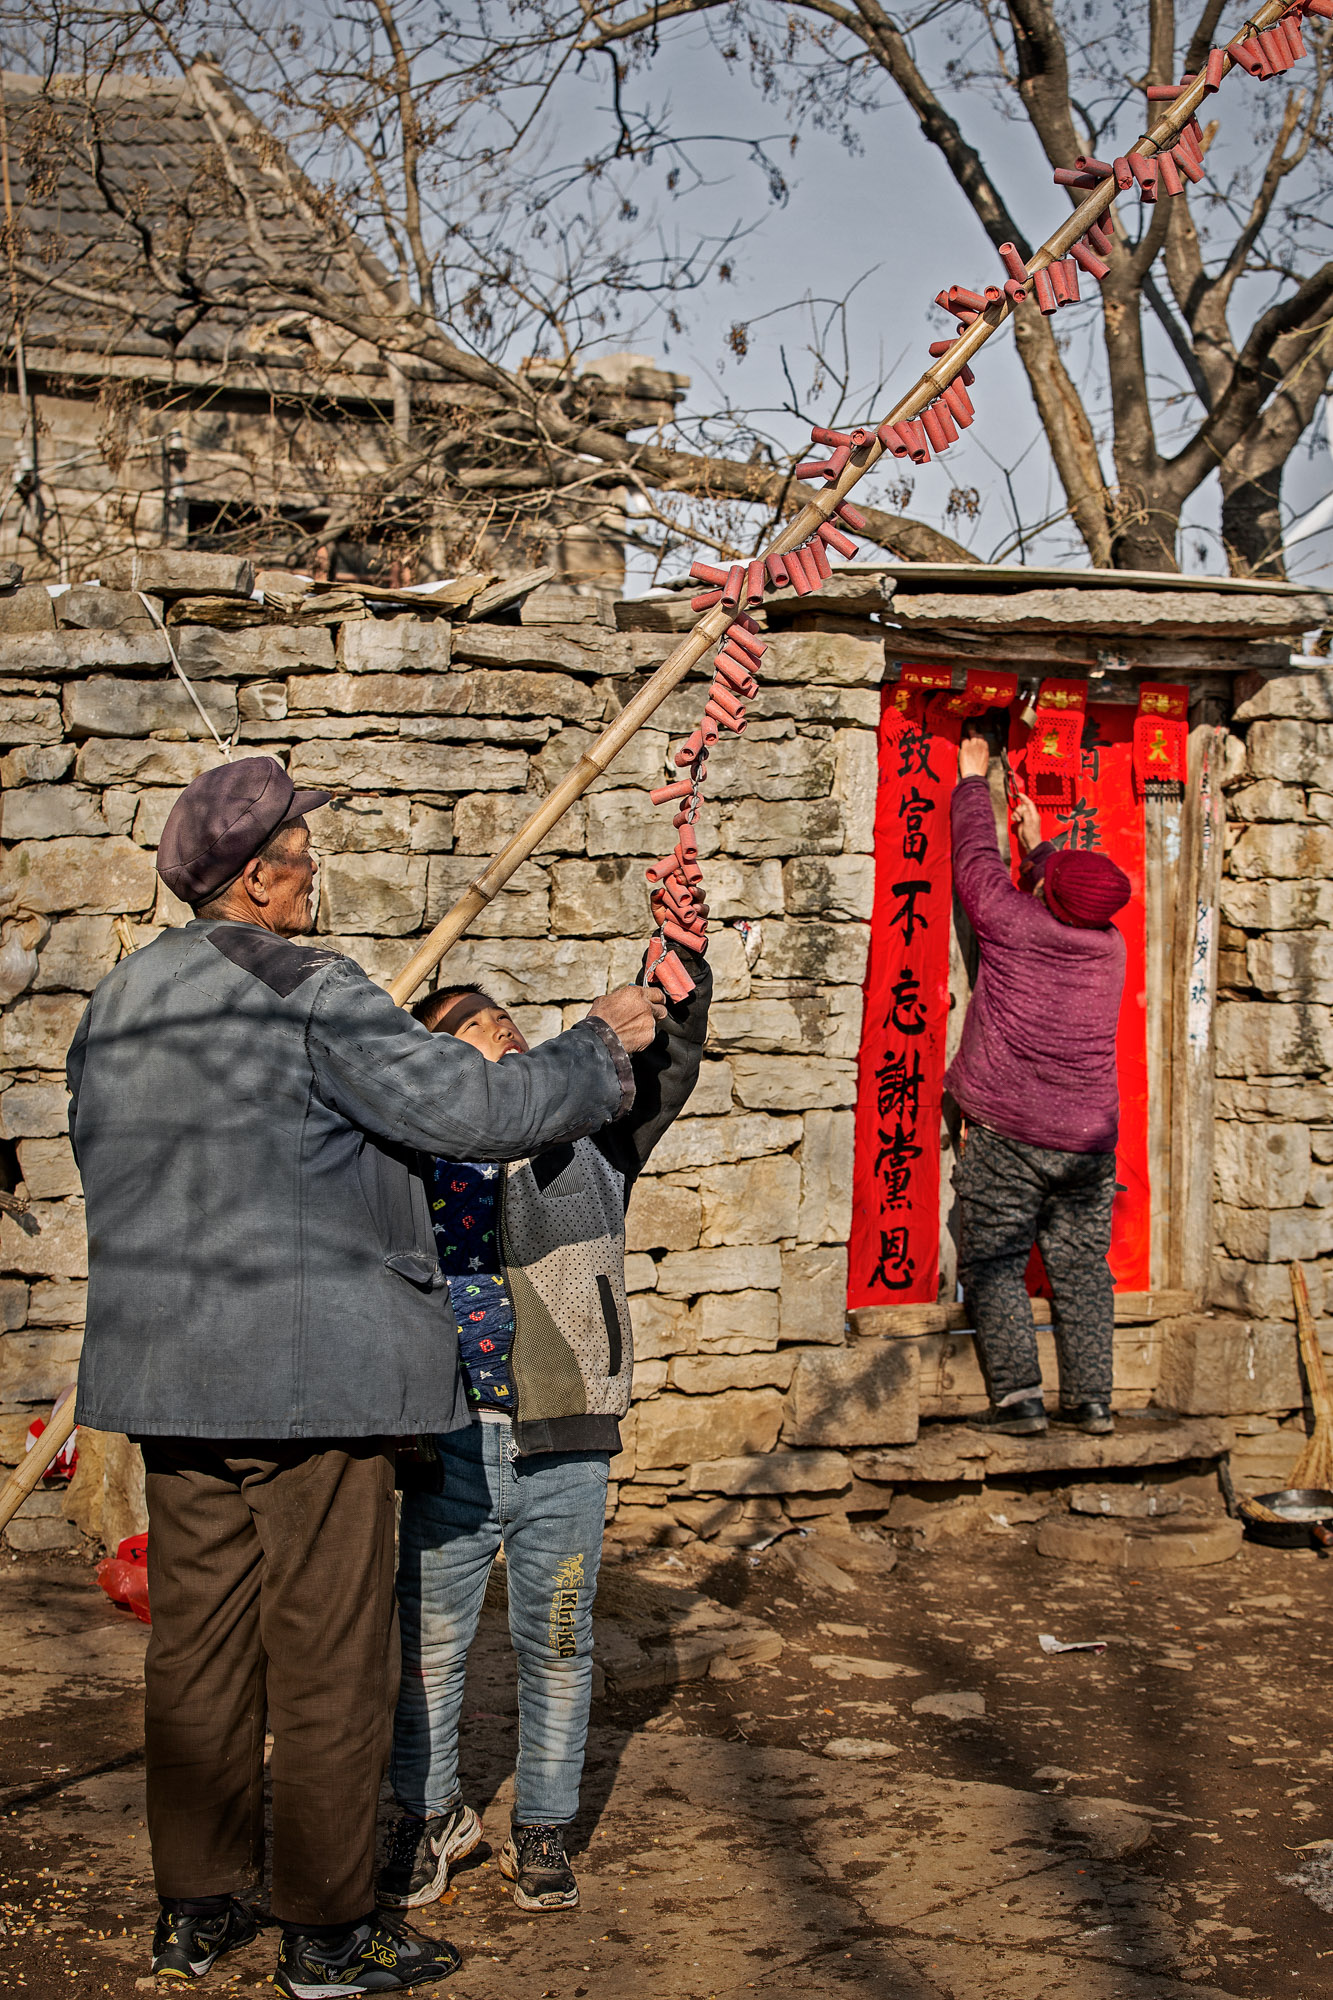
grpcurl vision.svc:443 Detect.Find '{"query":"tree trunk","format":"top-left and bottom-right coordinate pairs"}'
top-left (1220, 464), bottom-right (1286, 579)
top-left (1107, 498), bottom-right (1182, 573)
top-left (1216, 342), bottom-right (1331, 577)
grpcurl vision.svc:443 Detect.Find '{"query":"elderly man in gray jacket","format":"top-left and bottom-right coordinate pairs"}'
top-left (67, 756), bottom-right (663, 1999)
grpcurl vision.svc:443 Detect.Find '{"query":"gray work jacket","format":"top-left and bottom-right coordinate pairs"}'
top-left (66, 920), bottom-right (631, 1439)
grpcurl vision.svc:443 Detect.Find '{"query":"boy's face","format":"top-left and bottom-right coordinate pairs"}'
top-left (436, 992), bottom-right (530, 1063)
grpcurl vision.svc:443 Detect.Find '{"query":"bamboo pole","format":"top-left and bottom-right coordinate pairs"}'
top-left (0, 1391), bottom-right (77, 1536)
top-left (387, 7), bottom-right (1288, 1008)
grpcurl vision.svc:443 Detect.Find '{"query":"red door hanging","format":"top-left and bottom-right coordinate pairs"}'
top-left (848, 692), bottom-right (958, 1307)
top-left (849, 688), bottom-right (1152, 1309)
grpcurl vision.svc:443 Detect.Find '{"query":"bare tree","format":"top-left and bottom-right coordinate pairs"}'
top-left (570, 0), bottom-right (1333, 575)
top-left (0, 1), bottom-right (969, 580)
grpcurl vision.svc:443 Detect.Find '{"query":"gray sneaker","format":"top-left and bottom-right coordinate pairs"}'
top-left (498, 1824), bottom-right (579, 1911)
top-left (377, 1804), bottom-right (482, 1909)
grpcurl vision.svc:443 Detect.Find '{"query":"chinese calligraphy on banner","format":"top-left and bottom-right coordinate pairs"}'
top-left (849, 686), bottom-right (1152, 1310)
top-left (848, 693), bottom-right (958, 1307)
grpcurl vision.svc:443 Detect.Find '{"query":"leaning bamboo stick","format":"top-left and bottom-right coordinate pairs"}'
top-left (386, 2), bottom-right (1290, 1007)
top-left (0, 1391), bottom-right (77, 1537)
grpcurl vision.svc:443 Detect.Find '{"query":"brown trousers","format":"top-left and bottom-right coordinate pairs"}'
top-left (140, 1438), bottom-right (398, 1926)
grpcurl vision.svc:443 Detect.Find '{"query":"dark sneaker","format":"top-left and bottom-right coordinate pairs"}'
top-left (275, 1918), bottom-right (461, 1997)
top-left (151, 1899), bottom-right (260, 1980)
top-left (498, 1824), bottom-right (579, 1911)
top-left (377, 1803), bottom-right (482, 1909)
top-left (1053, 1400), bottom-right (1114, 1435)
top-left (966, 1397), bottom-right (1048, 1437)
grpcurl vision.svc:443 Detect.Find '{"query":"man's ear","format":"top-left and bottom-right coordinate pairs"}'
top-left (240, 854), bottom-right (270, 905)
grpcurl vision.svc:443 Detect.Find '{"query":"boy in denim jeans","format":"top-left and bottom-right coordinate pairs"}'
top-left (379, 956), bottom-right (710, 1914)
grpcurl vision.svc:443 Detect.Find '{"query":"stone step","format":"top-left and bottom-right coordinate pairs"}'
top-left (853, 1412), bottom-right (1229, 1485)
top-left (851, 1289), bottom-right (1199, 1338)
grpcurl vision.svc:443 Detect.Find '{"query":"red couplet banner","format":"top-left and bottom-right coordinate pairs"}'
top-left (848, 692), bottom-right (1151, 1310)
top-left (848, 696), bottom-right (958, 1307)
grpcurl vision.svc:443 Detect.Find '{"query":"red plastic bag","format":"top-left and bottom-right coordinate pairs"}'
top-left (96, 1532), bottom-right (151, 1624)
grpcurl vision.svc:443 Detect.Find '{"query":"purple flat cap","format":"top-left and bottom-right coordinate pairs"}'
top-left (157, 757), bottom-right (331, 906)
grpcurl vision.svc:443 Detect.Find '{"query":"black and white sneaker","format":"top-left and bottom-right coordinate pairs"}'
top-left (275, 1918), bottom-right (461, 1997)
top-left (151, 1899), bottom-right (260, 1980)
top-left (377, 1803), bottom-right (482, 1909)
top-left (498, 1824), bottom-right (579, 1911)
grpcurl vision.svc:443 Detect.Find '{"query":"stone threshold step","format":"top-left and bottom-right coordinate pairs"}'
top-left (851, 1289), bottom-right (1199, 1338)
top-left (853, 1413), bottom-right (1228, 1485)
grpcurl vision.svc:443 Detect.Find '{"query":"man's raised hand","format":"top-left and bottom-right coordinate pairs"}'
top-left (957, 734), bottom-right (990, 779)
top-left (588, 984), bottom-right (668, 1054)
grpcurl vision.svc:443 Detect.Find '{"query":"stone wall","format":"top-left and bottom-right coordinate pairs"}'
top-left (1205, 663), bottom-right (1333, 1488)
top-left (0, 566), bottom-right (888, 1549)
top-left (3, 566), bottom-right (1330, 1551)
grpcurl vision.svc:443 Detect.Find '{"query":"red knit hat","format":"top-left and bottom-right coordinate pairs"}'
top-left (1042, 848), bottom-right (1131, 929)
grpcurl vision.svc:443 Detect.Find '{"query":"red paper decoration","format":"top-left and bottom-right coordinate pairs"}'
top-left (1133, 682), bottom-right (1189, 795)
top-left (1030, 772), bottom-right (1075, 809)
top-left (888, 662), bottom-right (952, 724)
top-left (1036, 678), bottom-right (1088, 713)
top-left (1137, 681), bottom-right (1189, 721)
top-left (964, 669), bottom-right (1019, 709)
top-left (1028, 709), bottom-right (1083, 774)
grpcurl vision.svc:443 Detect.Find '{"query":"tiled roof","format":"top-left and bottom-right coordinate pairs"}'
top-left (4, 64), bottom-right (393, 370)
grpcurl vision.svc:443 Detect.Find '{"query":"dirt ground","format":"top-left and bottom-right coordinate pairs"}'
top-left (3, 1525), bottom-right (1333, 2000)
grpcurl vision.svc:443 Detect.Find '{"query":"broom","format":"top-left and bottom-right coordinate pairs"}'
top-left (1288, 1262), bottom-right (1333, 1494)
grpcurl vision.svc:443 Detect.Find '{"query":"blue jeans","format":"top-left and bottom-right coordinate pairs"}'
top-left (391, 1419), bottom-right (609, 1828)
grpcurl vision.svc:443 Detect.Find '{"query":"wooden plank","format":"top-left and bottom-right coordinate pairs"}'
top-left (880, 630), bottom-right (1291, 673)
top-left (890, 587), bottom-right (1327, 636)
top-left (355, 573), bottom-right (492, 608)
top-left (467, 566), bottom-right (555, 621)
top-left (1142, 793), bottom-right (1182, 1292)
top-left (870, 561), bottom-right (1327, 599)
top-left (1168, 724), bottom-right (1226, 1293)
top-left (849, 1289), bottom-right (1198, 1339)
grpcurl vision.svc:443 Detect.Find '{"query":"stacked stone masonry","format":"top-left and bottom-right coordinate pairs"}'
top-left (1207, 664), bottom-right (1333, 1489)
top-left (0, 572), bottom-right (884, 1550)
top-left (1, 567), bottom-right (1330, 1548)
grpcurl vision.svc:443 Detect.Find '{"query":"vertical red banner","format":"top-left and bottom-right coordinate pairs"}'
top-left (848, 695), bottom-right (957, 1307)
top-left (1010, 701), bottom-right (1151, 1291)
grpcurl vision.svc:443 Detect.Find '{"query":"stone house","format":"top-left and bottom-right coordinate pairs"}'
top-left (0, 552), bottom-right (1330, 1553)
top-left (0, 66), bottom-right (685, 587)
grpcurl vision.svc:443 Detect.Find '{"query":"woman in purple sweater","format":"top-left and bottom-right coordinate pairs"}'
top-left (946, 734), bottom-right (1131, 1438)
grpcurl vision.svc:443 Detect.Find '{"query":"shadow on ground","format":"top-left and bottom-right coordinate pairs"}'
top-left (1, 1527), bottom-right (1331, 1998)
